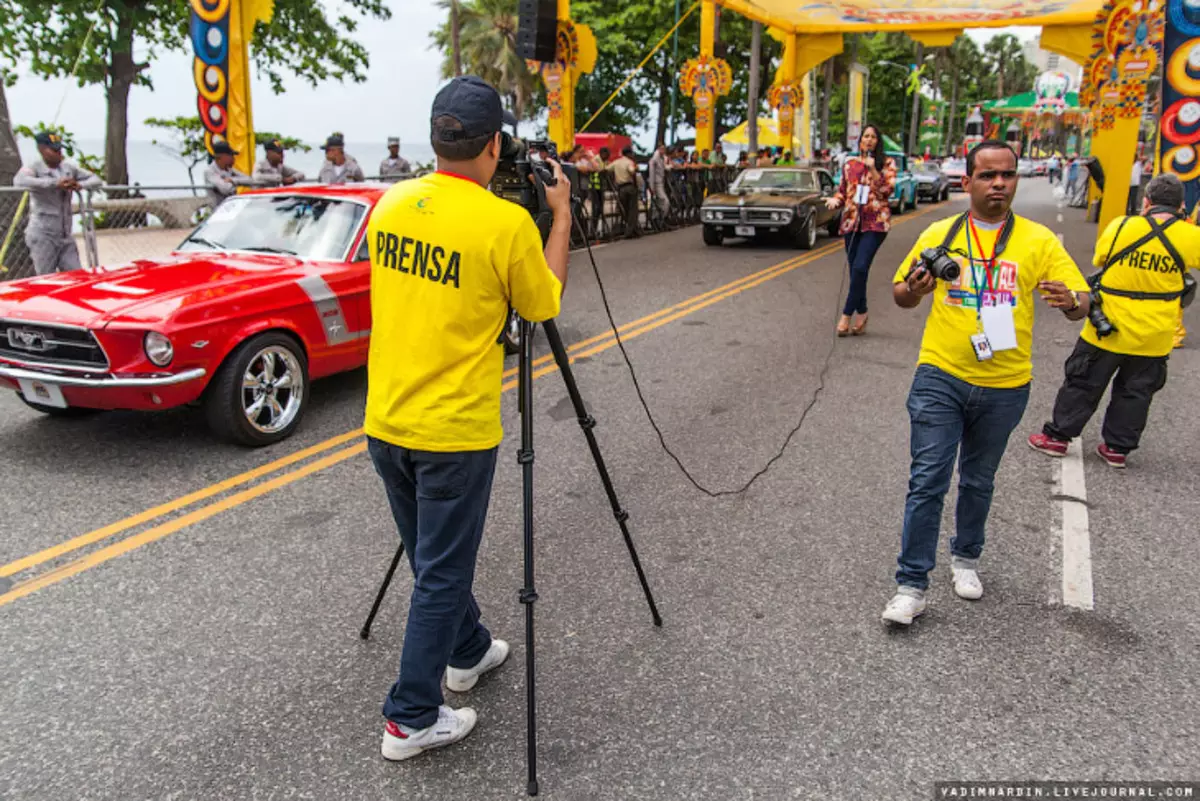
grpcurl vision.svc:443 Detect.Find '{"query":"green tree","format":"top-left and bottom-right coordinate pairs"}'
top-left (13, 122), bottom-right (105, 175)
top-left (146, 116), bottom-right (310, 191)
top-left (0, 0), bottom-right (390, 188)
top-left (984, 33), bottom-right (1025, 99)
top-left (430, 0), bottom-right (539, 130)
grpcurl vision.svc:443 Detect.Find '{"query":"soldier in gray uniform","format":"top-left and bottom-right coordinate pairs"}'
top-left (253, 139), bottom-right (306, 186)
top-left (12, 132), bottom-right (103, 275)
top-left (204, 140), bottom-right (251, 210)
top-left (318, 133), bottom-right (365, 184)
top-left (379, 136), bottom-right (411, 179)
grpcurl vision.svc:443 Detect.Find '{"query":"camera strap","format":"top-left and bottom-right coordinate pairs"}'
top-left (940, 211), bottom-right (1016, 259)
top-left (1098, 214), bottom-right (1193, 302)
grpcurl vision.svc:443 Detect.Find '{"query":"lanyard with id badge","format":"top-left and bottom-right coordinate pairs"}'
top-left (965, 215), bottom-right (1018, 362)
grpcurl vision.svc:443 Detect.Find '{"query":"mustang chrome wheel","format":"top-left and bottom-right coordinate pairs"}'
top-left (241, 346), bottom-right (304, 434)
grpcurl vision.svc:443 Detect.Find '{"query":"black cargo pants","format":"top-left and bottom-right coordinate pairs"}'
top-left (1042, 339), bottom-right (1168, 454)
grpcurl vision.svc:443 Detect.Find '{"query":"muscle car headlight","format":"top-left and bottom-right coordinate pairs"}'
top-left (703, 210), bottom-right (714, 221)
top-left (770, 211), bottom-right (781, 222)
top-left (144, 331), bottom-right (174, 367)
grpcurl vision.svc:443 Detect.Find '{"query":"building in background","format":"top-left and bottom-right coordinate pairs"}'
top-left (1024, 34), bottom-right (1084, 87)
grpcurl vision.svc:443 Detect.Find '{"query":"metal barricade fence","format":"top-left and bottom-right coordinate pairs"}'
top-left (0, 167), bottom-right (742, 280)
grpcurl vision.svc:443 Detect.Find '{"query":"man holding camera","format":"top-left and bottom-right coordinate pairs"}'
top-left (883, 141), bottom-right (1090, 626)
top-left (365, 75), bottom-right (571, 760)
top-left (1029, 174), bottom-right (1200, 469)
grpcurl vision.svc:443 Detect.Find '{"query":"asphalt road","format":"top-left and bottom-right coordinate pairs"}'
top-left (2, 181), bottom-right (1197, 800)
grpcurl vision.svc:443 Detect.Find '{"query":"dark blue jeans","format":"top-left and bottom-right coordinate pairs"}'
top-left (368, 438), bottom-right (498, 729)
top-left (843, 230), bottom-right (888, 316)
top-left (896, 365), bottom-right (1030, 590)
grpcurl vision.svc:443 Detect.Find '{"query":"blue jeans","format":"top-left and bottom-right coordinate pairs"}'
top-left (843, 230), bottom-right (887, 316)
top-left (368, 438), bottom-right (498, 729)
top-left (896, 365), bottom-right (1030, 590)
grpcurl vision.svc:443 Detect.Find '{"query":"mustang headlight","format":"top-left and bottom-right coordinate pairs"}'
top-left (144, 331), bottom-right (174, 367)
top-left (770, 211), bottom-right (781, 222)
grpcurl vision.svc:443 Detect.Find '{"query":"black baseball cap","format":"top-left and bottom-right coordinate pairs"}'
top-left (212, 140), bottom-right (237, 156)
top-left (35, 132), bottom-right (64, 151)
top-left (264, 139), bottom-right (284, 153)
top-left (324, 133), bottom-right (345, 150)
top-left (431, 76), bottom-right (510, 141)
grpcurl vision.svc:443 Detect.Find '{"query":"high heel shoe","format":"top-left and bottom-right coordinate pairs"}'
top-left (851, 313), bottom-right (869, 336)
top-left (836, 315), bottom-right (852, 337)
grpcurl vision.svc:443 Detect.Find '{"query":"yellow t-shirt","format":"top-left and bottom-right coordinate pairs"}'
top-left (893, 214), bottom-right (1090, 389)
top-left (365, 171), bottom-right (562, 452)
top-left (1083, 214), bottom-right (1200, 357)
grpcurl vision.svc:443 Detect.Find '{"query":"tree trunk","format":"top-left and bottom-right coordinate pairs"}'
top-left (655, 53), bottom-right (670, 148)
top-left (908, 44), bottom-right (923, 156)
top-left (947, 67), bottom-right (959, 152)
top-left (997, 63), bottom-right (1006, 99)
top-left (819, 59), bottom-right (833, 150)
top-left (105, 5), bottom-right (139, 188)
top-left (451, 0), bottom-right (462, 77)
top-left (747, 22), bottom-right (762, 155)
top-left (0, 82), bottom-right (31, 276)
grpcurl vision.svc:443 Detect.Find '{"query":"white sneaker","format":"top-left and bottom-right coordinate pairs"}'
top-left (381, 705), bottom-right (477, 762)
top-left (445, 639), bottom-right (510, 693)
top-left (881, 589), bottom-right (927, 626)
top-left (952, 567), bottom-right (984, 600)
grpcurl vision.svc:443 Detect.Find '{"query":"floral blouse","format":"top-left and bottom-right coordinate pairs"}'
top-left (833, 156), bottom-right (898, 235)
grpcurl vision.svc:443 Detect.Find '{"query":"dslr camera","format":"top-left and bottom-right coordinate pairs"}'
top-left (491, 134), bottom-right (579, 240)
top-left (1085, 273), bottom-right (1118, 338)
top-left (908, 246), bottom-right (962, 282)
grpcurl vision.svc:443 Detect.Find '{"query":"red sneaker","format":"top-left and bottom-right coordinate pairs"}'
top-left (1028, 432), bottom-right (1069, 457)
top-left (1097, 443), bottom-right (1127, 469)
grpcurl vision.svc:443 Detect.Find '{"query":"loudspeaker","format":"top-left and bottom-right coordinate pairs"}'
top-left (517, 0), bottom-right (558, 63)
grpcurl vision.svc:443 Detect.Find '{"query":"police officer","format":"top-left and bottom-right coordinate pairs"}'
top-left (12, 132), bottom-right (102, 274)
top-left (1029, 174), bottom-right (1200, 468)
top-left (253, 139), bottom-right (305, 186)
top-left (379, 137), bottom-right (411, 178)
top-left (204, 141), bottom-right (251, 210)
top-left (607, 146), bottom-right (640, 239)
top-left (365, 76), bottom-right (570, 761)
top-left (318, 133), bottom-right (365, 184)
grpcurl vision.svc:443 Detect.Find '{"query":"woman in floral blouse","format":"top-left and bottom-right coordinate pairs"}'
top-left (825, 124), bottom-right (898, 336)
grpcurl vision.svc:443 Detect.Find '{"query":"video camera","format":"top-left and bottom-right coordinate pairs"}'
top-left (491, 134), bottom-right (580, 241)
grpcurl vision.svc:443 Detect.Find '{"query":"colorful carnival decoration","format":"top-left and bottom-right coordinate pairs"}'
top-left (1159, 0), bottom-right (1200, 212)
top-left (527, 18), bottom-right (596, 152)
top-left (680, 53), bottom-right (733, 148)
top-left (1033, 70), bottom-right (1074, 115)
top-left (189, 0), bottom-right (274, 175)
top-left (766, 81), bottom-right (801, 141)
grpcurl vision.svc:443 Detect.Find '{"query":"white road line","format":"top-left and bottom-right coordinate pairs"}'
top-left (1059, 440), bottom-right (1095, 610)
top-left (1057, 213), bottom-right (1065, 223)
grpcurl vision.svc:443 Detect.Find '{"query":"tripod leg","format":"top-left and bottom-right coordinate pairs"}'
top-left (518, 318), bottom-right (540, 797)
top-left (360, 543), bottom-right (405, 640)
top-left (541, 319), bottom-right (663, 627)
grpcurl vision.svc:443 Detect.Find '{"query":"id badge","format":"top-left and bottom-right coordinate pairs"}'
top-left (854, 183), bottom-right (871, 205)
top-left (970, 333), bottom-right (994, 362)
top-left (979, 304), bottom-right (1018, 352)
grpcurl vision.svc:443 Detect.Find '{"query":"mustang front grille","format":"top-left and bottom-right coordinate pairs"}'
top-left (0, 320), bottom-right (109, 370)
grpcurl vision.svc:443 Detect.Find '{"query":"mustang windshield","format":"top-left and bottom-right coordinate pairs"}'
top-left (730, 169), bottom-right (817, 194)
top-left (913, 163), bottom-right (941, 176)
top-left (178, 195), bottom-right (365, 260)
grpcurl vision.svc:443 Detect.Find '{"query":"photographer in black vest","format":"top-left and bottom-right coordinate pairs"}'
top-left (1029, 174), bottom-right (1200, 468)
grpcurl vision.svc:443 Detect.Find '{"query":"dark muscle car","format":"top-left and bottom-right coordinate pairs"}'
top-left (700, 167), bottom-right (842, 250)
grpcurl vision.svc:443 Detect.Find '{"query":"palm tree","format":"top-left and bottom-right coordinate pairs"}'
top-left (984, 33), bottom-right (1024, 99)
top-left (431, 0), bottom-right (537, 129)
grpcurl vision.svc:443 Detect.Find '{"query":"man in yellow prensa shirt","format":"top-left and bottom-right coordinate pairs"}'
top-left (1029, 174), bottom-right (1200, 469)
top-left (364, 76), bottom-right (571, 761)
top-left (882, 141), bottom-right (1091, 627)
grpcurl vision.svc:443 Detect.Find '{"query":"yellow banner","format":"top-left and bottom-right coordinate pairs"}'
top-left (716, 0), bottom-right (1102, 33)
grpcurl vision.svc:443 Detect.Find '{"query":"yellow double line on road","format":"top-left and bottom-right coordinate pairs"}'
top-left (0, 205), bottom-right (943, 608)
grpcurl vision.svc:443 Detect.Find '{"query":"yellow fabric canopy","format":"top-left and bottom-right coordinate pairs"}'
top-left (714, 0), bottom-right (1103, 33)
top-left (721, 117), bottom-right (804, 151)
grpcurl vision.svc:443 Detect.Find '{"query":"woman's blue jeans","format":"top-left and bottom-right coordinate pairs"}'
top-left (843, 230), bottom-right (888, 316)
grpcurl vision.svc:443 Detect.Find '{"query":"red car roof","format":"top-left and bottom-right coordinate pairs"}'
top-left (244, 182), bottom-right (393, 204)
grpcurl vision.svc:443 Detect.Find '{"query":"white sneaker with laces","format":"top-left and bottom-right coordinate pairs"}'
top-left (881, 589), bottom-right (927, 626)
top-left (951, 567), bottom-right (984, 600)
top-left (381, 705), bottom-right (477, 762)
top-left (445, 639), bottom-right (510, 693)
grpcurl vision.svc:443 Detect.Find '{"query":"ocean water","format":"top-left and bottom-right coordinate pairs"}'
top-left (15, 139), bottom-right (437, 190)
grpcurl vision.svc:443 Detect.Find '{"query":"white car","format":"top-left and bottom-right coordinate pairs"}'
top-left (1017, 159), bottom-right (1036, 177)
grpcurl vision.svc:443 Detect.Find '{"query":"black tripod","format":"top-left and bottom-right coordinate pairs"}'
top-left (360, 317), bottom-right (663, 796)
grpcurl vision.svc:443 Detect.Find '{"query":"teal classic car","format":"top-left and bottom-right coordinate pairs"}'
top-left (833, 150), bottom-right (919, 213)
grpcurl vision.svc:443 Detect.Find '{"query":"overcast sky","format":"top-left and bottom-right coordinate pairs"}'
top-left (5, 2), bottom-right (1036, 146)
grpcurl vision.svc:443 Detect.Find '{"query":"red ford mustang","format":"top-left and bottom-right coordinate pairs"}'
top-left (0, 185), bottom-right (386, 446)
